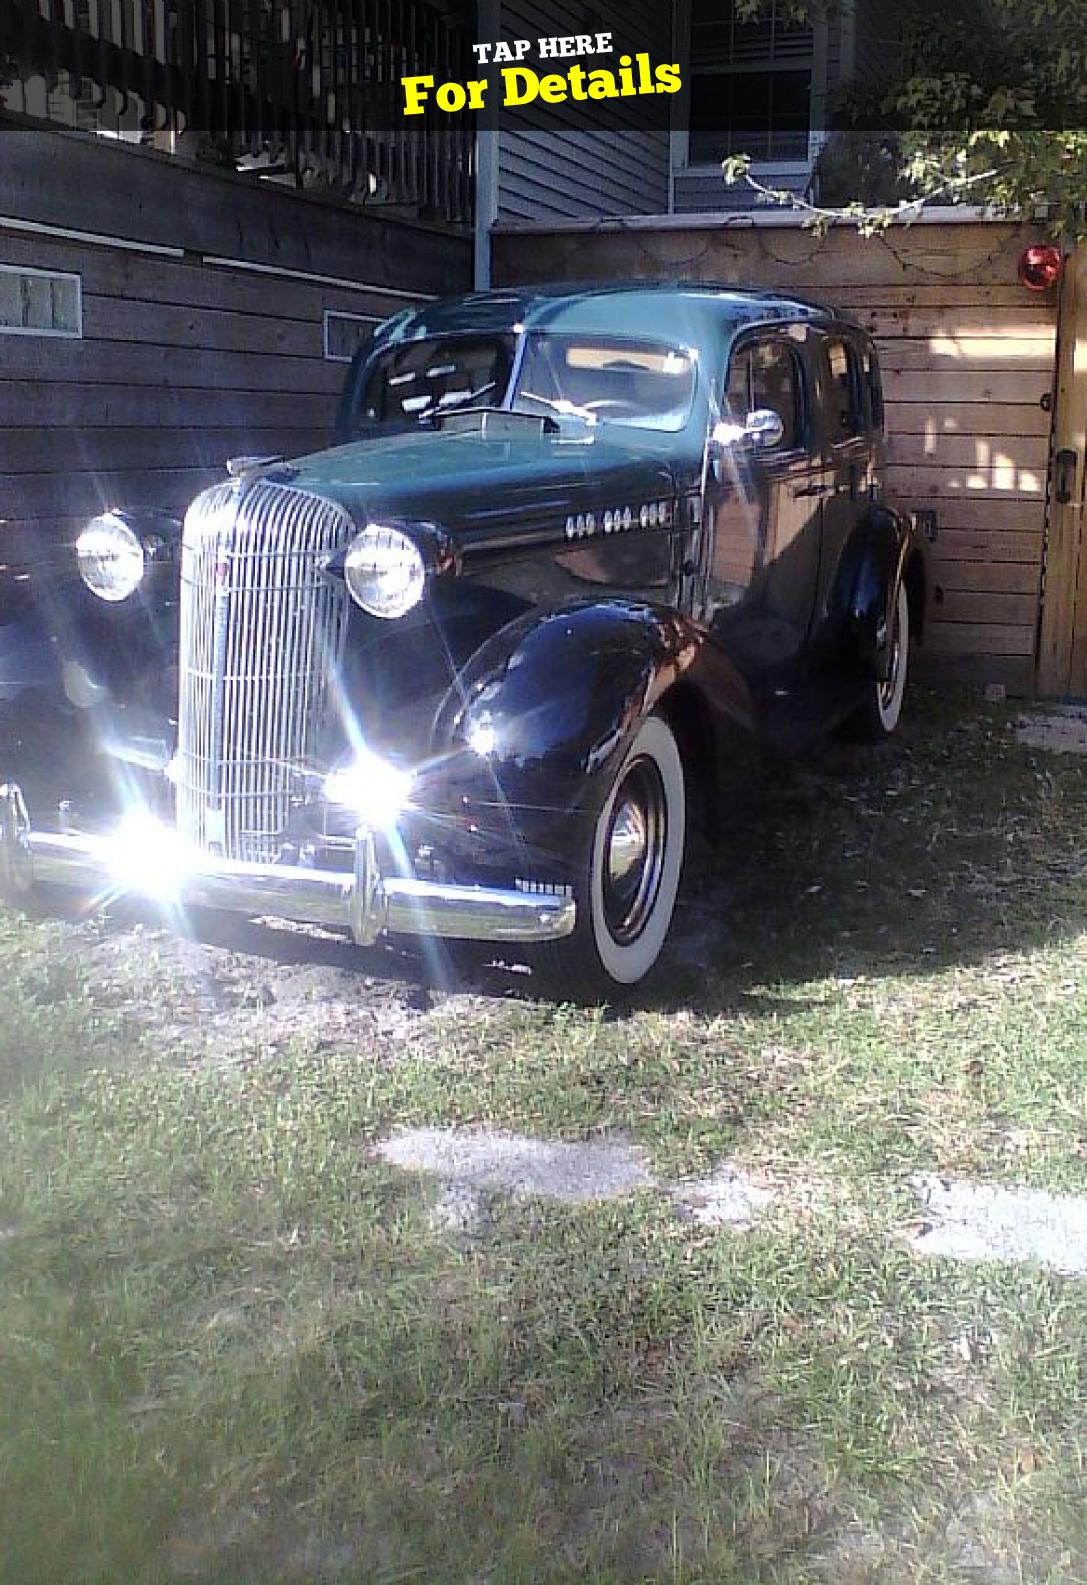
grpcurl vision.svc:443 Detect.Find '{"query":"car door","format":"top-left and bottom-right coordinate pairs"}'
top-left (705, 327), bottom-right (825, 676)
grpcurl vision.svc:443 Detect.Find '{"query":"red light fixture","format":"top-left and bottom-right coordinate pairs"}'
top-left (1018, 244), bottom-right (1064, 292)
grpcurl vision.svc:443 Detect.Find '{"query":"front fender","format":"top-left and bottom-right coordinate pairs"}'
top-left (0, 513), bottom-right (182, 789)
top-left (415, 600), bottom-right (750, 878)
top-left (0, 604), bottom-right (63, 708)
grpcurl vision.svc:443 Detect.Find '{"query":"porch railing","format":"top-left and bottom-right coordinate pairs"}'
top-left (0, 0), bottom-right (474, 226)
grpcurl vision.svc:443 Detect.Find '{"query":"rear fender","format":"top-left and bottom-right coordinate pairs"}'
top-left (841, 506), bottom-right (914, 676)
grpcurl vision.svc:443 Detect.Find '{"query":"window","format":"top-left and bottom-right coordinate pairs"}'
top-left (513, 336), bottom-right (697, 432)
top-left (862, 344), bottom-right (884, 430)
top-left (0, 265), bottom-right (81, 337)
top-left (689, 0), bottom-right (813, 164)
top-left (324, 310), bottom-right (378, 363)
top-left (725, 339), bottom-right (801, 450)
top-left (359, 336), bottom-right (516, 426)
top-left (824, 338), bottom-right (863, 441)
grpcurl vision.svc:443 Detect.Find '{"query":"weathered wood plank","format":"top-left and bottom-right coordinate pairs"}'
top-left (81, 297), bottom-right (329, 358)
top-left (0, 427), bottom-right (324, 473)
top-left (885, 468), bottom-right (1047, 501)
top-left (879, 369), bottom-right (1054, 404)
top-left (0, 128), bottom-right (472, 295)
top-left (883, 401), bottom-right (1052, 437)
top-left (9, 468), bottom-right (229, 521)
top-left (924, 620), bottom-right (1036, 656)
top-left (932, 589), bottom-right (1039, 625)
top-left (0, 340), bottom-right (345, 393)
top-left (871, 337), bottom-right (1055, 369)
top-left (0, 229), bottom-right (417, 323)
top-left (928, 559), bottom-right (1041, 595)
top-left (912, 650), bottom-right (1035, 694)
top-left (836, 285), bottom-right (1047, 309)
top-left (495, 221), bottom-right (1043, 291)
top-left (858, 306), bottom-right (1056, 341)
top-left (0, 384), bottom-right (336, 429)
top-left (929, 527), bottom-right (1043, 562)
top-left (886, 433), bottom-right (1051, 471)
top-left (885, 475), bottom-right (1048, 516)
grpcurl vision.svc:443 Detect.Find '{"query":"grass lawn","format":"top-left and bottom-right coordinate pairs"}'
top-left (1, 690), bottom-right (1086, 1582)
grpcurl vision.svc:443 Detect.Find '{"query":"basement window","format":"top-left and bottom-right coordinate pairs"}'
top-left (323, 310), bottom-right (379, 363)
top-left (0, 265), bottom-right (82, 337)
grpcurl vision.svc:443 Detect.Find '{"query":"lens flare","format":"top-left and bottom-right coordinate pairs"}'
top-left (323, 748), bottom-right (413, 828)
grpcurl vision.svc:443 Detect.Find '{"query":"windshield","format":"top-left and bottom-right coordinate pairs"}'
top-left (512, 333), bottom-right (697, 431)
top-left (357, 336), bottom-right (516, 426)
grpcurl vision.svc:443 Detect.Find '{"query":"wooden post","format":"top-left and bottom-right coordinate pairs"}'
top-left (1037, 242), bottom-right (1087, 697)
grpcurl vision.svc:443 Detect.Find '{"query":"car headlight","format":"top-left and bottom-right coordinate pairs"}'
top-left (343, 524), bottom-right (425, 619)
top-left (76, 512), bottom-right (146, 603)
top-left (323, 748), bottom-right (413, 828)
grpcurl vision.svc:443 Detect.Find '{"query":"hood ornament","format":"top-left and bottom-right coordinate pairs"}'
top-left (225, 454), bottom-right (298, 482)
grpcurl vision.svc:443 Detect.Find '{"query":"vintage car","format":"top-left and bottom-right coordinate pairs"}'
top-left (0, 282), bottom-right (925, 998)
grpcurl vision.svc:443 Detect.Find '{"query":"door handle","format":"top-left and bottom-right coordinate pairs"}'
top-left (1056, 448), bottom-right (1079, 505)
top-left (791, 482), bottom-right (832, 499)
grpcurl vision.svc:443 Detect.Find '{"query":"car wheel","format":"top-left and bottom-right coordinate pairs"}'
top-left (848, 580), bottom-right (910, 741)
top-left (531, 713), bottom-right (686, 1001)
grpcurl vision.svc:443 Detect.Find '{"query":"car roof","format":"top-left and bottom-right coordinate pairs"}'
top-left (373, 281), bottom-right (841, 348)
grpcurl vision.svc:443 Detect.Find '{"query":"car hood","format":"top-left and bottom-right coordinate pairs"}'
top-left (281, 421), bottom-right (686, 556)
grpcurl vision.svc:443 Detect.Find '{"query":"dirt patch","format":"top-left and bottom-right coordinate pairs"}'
top-left (1015, 706), bottom-right (1087, 754)
top-left (672, 1163), bottom-right (779, 1226)
top-left (49, 906), bottom-right (485, 1059)
top-left (375, 1125), bottom-right (793, 1237)
top-left (375, 1125), bottom-right (657, 1202)
top-left (910, 1173), bottom-right (1087, 1276)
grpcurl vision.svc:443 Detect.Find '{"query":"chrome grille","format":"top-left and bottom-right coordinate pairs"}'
top-left (176, 478), bottom-right (353, 862)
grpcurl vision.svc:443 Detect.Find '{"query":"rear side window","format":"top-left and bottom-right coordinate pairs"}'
top-left (863, 343), bottom-right (884, 430)
top-left (725, 338), bottom-right (802, 450)
top-left (824, 337), bottom-right (863, 441)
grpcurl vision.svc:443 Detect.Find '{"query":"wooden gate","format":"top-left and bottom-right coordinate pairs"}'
top-left (1037, 244), bottom-right (1087, 698)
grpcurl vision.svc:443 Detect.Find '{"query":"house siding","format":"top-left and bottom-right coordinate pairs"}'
top-left (0, 129), bottom-right (470, 556)
top-left (495, 0), bottom-right (671, 221)
top-left (673, 162), bottom-right (811, 214)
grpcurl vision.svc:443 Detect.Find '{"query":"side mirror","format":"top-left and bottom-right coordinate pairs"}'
top-left (712, 408), bottom-right (786, 452)
top-left (744, 408), bottom-right (786, 449)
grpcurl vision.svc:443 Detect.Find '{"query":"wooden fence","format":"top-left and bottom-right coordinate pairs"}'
top-left (494, 215), bottom-right (1060, 695)
top-left (0, 128), bottom-right (472, 558)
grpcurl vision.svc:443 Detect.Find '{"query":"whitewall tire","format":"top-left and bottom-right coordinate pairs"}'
top-left (532, 714), bottom-right (686, 1000)
top-left (850, 580), bottom-right (910, 741)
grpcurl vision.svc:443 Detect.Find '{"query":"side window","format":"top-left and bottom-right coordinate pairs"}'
top-left (862, 343), bottom-right (884, 431)
top-left (725, 346), bottom-right (751, 417)
top-left (750, 339), bottom-right (800, 450)
top-left (824, 337), bottom-right (863, 441)
top-left (724, 337), bottom-right (802, 450)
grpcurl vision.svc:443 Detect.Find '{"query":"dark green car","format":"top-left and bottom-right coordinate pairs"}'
top-left (0, 282), bottom-right (925, 998)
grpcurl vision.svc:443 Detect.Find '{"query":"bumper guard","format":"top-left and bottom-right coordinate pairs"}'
top-left (0, 783), bottom-right (575, 947)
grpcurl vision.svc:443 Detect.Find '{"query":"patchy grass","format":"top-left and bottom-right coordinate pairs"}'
top-left (2, 690), bottom-right (1087, 1582)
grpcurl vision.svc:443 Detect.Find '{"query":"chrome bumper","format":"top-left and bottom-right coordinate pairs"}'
top-left (0, 783), bottom-right (575, 946)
